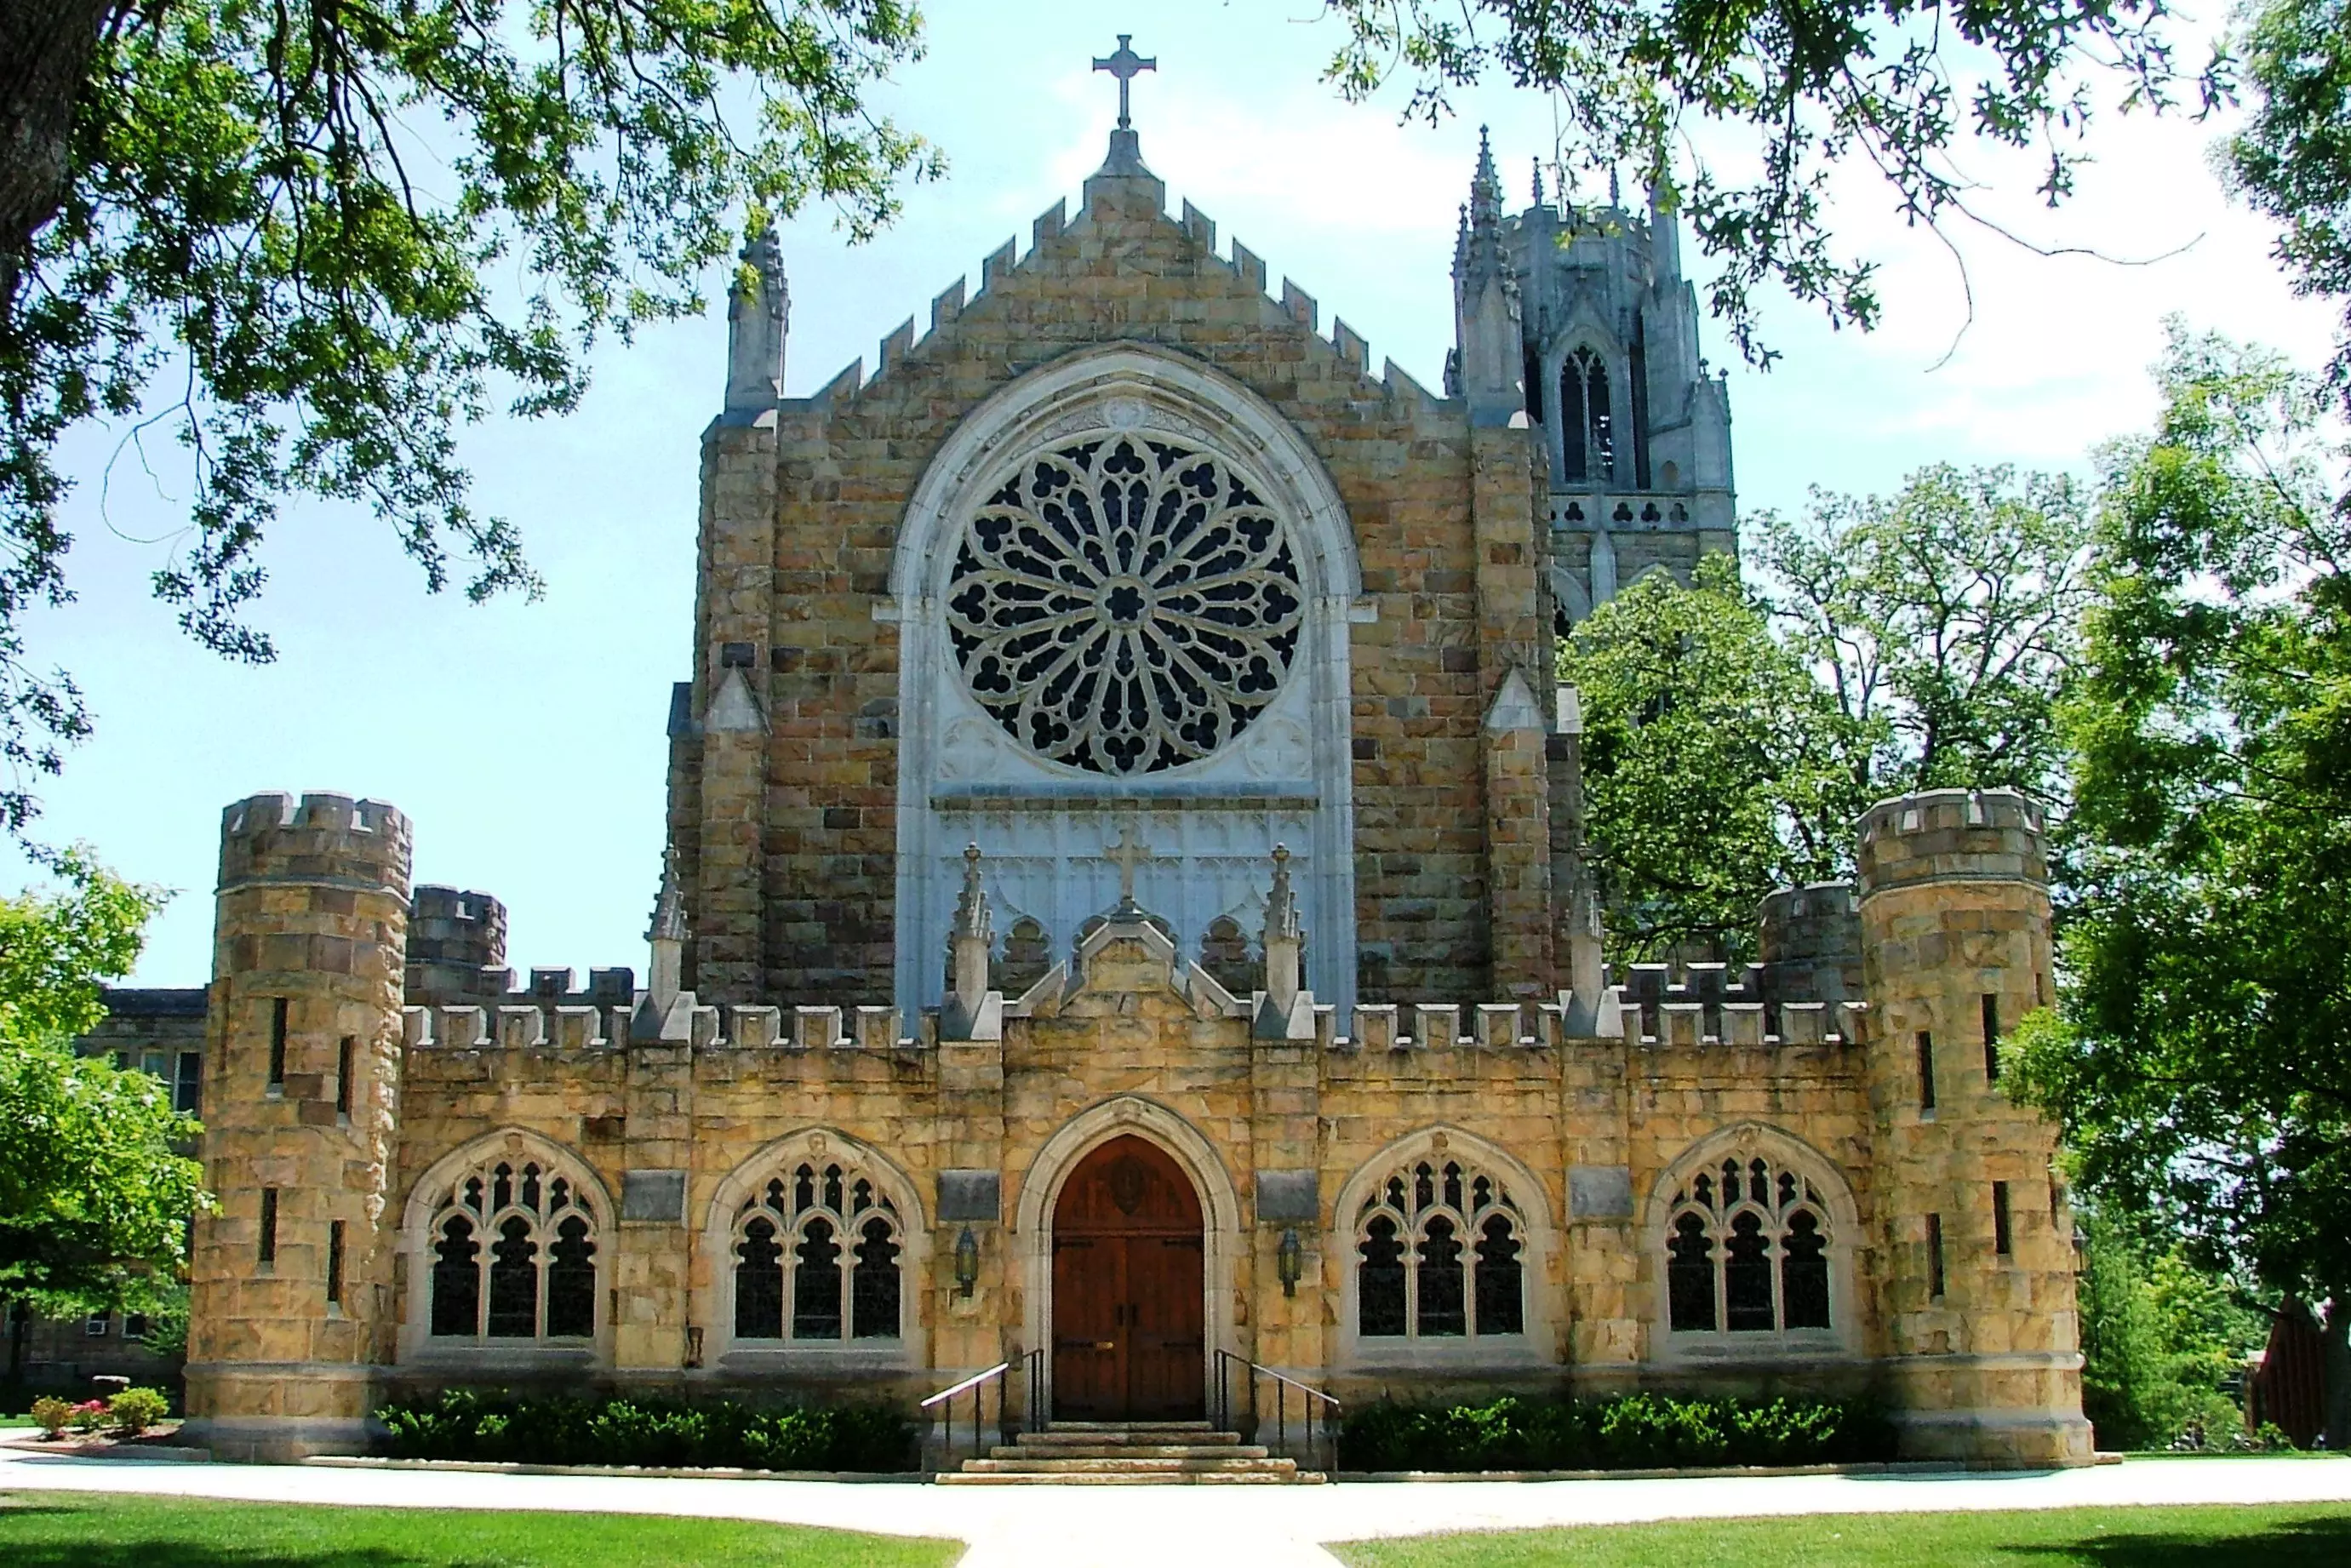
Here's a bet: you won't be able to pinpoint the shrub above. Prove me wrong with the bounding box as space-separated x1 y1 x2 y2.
68 1399 108 1434
106 1387 170 1435
375 1391 917 1473
30 1396 74 1439
1340 1392 1895 1473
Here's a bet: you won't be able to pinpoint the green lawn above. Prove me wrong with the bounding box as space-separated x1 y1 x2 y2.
1331 1503 2351 1567
0 1493 960 1567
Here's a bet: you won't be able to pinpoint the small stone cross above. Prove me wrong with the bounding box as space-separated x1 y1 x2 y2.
1093 34 1155 130
1104 821 1155 911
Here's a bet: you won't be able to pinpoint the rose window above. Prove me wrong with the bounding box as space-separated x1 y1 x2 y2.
946 434 1304 775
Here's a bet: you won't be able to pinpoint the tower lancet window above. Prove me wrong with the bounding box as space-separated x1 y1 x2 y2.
1560 346 1612 484
1663 1153 1834 1336
731 1159 904 1344
1355 1155 1524 1341
425 1151 598 1342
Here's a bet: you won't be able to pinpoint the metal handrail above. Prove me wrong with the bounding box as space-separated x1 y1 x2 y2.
918 1349 1047 1473
1211 1348 1341 1479
918 1361 1010 1411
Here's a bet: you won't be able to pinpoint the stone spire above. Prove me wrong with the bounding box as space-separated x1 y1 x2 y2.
1452 128 1523 429
1255 844 1312 1039
723 227 788 421
941 843 1004 1041
644 853 688 1010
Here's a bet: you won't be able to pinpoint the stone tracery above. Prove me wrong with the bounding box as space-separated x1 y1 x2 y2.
946 433 1303 775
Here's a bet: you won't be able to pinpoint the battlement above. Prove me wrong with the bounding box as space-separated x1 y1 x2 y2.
404 885 510 1006
782 182 1445 418
1758 880 1862 1004
1856 788 2048 897
218 790 411 892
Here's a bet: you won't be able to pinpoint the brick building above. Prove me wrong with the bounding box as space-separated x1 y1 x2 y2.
157 89 2090 1468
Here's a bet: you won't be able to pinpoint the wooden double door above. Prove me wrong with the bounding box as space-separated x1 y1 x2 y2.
1051 1136 1204 1421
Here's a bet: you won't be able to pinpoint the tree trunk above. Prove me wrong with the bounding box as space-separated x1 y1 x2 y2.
2325 1293 2351 1452
0 0 121 311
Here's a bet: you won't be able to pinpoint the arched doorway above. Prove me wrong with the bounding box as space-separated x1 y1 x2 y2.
1052 1135 1204 1420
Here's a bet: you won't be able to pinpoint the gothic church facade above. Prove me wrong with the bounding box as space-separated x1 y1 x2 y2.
179 100 2091 1468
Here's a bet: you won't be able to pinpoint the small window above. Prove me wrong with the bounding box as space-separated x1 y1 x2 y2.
267 998 289 1087
1917 1031 1937 1112
141 1050 168 1079
1982 994 2001 1084
327 1219 346 1305
1926 1213 1946 1298
335 1037 355 1117
174 1051 202 1115
1993 1182 2013 1257
84 1313 109 1337
124 1313 149 1341
259 1187 279 1265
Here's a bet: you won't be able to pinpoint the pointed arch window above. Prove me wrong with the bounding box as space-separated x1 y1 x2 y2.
1355 1157 1524 1341
1662 1153 1835 1336
1559 346 1613 484
425 1153 598 1342
731 1159 905 1343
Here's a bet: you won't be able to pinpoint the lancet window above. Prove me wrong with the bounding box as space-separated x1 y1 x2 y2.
1664 1153 1833 1336
1559 346 1613 484
732 1159 903 1343
426 1153 598 1341
1356 1156 1524 1341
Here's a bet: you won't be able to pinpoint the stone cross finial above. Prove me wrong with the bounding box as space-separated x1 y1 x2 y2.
1104 822 1155 912
1093 34 1155 129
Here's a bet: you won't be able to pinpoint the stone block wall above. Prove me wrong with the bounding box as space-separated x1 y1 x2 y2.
667 166 1565 1010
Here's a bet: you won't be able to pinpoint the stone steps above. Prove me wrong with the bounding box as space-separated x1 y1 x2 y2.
937 1420 1323 1485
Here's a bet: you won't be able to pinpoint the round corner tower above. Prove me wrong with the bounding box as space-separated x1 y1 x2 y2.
185 792 411 1462
1856 787 2091 1468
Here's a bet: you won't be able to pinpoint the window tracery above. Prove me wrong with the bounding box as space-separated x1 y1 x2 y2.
946 433 1304 775
1355 1156 1524 1341
731 1159 904 1344
1663 1153 1833 1336
426 1153 598 1341
1559 346 1612 484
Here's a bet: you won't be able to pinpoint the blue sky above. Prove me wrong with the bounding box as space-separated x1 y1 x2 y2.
9 1 2336 987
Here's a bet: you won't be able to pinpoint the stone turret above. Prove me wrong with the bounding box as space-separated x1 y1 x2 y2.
1856 788 2091 1466
403 885 505 1005
184 792 411 1462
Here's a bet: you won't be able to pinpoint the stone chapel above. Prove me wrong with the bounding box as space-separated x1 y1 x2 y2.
174 59 2092 1470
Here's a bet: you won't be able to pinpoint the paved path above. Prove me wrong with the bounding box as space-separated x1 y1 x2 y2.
5 1447 2350 1567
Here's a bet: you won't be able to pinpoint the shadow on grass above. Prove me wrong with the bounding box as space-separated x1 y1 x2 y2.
2011 1514 2351 1566
0 1501 517 1568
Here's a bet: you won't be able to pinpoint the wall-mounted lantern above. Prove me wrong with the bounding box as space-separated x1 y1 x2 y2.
1276 1227 1304 1297
955 1225 981 1298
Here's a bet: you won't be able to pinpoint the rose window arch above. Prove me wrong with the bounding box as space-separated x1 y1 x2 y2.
945 433 1304 775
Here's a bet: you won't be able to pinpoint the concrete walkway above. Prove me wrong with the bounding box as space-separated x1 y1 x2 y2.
4 1446 2350 1567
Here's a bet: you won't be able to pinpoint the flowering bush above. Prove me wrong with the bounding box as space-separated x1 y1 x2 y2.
106 1387 170 1435
29 1397 75 1439
68 1399 108 1434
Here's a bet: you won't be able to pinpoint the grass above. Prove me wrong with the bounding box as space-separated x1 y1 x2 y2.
0 1492 961 1567
1330 1503 2351 1567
